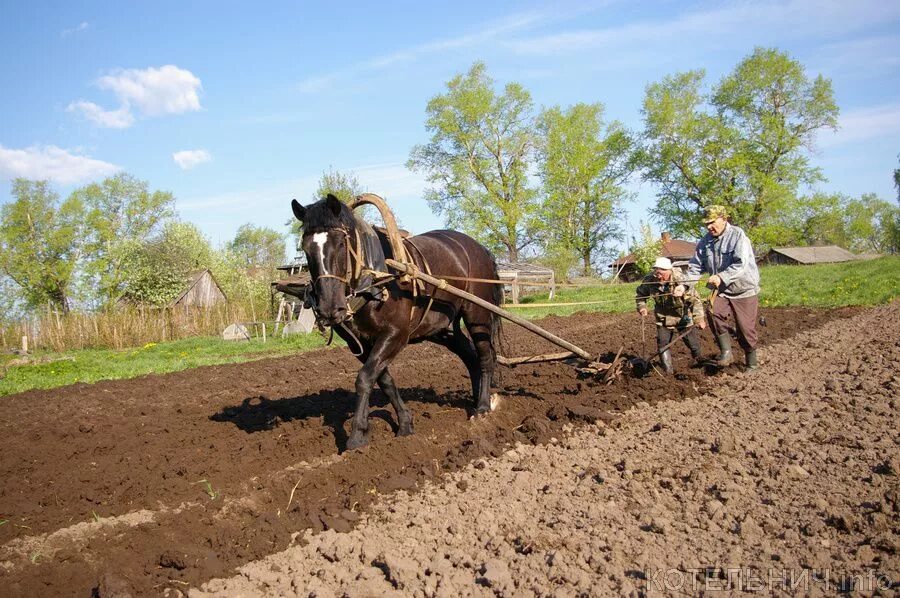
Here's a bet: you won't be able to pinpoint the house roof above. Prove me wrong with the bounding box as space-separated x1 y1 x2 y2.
168 269 227 307
770 246 858 264
610 238 697 267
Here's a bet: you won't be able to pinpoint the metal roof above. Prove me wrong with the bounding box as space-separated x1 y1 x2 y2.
770 246 858 264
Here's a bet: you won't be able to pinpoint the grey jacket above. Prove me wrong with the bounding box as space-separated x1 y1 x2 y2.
687 223 760 299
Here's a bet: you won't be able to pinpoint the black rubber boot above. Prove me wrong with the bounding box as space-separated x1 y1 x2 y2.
659 349 673 374
715 333 733 366
745 349 758 371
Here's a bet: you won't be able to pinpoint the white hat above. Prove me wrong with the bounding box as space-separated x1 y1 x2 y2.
652 257 673 270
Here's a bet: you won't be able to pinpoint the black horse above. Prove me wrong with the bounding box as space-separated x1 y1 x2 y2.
291 194 502 450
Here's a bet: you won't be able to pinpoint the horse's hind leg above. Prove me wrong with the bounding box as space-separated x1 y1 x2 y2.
459 308 496 415
378 368 413 436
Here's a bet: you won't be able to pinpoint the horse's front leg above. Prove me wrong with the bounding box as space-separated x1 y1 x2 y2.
346 332 405 451
378 368 413 437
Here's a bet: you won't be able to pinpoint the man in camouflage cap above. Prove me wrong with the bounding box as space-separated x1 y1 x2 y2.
686 205 760 370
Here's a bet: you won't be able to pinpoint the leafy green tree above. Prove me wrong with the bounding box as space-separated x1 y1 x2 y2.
408 62 539 261
120 221 215 306
628 222 664 277
762 192 899 253
73 173 175 307
227 224 286 272
894 156 899 201
638 70 742 238
640 48 839 241
537 102 635 277
845 194 899 254
0 179 85 312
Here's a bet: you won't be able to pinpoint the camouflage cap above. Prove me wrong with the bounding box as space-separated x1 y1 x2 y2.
703 204 728 224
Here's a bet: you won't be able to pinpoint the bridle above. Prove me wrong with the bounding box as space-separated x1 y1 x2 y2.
304 224 395 321
310 225 364 291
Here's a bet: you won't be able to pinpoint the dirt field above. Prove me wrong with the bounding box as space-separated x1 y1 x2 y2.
1 305 892 596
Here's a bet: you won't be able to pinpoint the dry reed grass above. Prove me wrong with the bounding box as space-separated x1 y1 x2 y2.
0 302 267 352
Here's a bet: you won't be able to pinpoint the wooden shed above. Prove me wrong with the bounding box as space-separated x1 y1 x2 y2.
168 269 227 310
609 232 697 282
761 246 859 266
496 261 555 303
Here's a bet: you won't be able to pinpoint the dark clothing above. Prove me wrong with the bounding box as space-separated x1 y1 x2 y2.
657 325 702 358
710 294 759 350
635 271 705 329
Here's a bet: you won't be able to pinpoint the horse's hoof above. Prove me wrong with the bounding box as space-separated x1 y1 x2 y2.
397 423 415 437
345 435 369 451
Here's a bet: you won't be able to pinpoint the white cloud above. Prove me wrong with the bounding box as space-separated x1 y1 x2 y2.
172 149 212 170
62 22 89 37
817 103 900 148
66 100 135 129
98 65 202 116
67 65 203 129
0 144 119 184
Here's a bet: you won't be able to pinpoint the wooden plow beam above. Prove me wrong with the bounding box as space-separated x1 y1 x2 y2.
385 258 625 382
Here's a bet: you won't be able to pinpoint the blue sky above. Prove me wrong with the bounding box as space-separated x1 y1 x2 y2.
2 0 898 256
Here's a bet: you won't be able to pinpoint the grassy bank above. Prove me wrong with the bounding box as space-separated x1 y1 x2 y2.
2 256 896 396
0 332 336 396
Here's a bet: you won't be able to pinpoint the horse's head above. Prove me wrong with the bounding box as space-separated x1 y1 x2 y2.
291 194 357 325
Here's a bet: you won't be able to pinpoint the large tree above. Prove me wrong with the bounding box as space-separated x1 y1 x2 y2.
408 62 539 261
761 192 899 253
640 48 839 243
119 221 215 306
227 224 286 273
73 173 176 307
537 102 635 277
0 179 85 312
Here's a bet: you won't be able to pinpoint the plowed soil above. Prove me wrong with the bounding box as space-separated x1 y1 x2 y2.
0 307 861 596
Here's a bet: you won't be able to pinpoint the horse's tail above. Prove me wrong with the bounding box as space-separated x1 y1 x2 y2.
489 256 504 375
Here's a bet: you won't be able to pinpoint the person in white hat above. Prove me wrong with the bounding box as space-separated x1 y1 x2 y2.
635 256 706 373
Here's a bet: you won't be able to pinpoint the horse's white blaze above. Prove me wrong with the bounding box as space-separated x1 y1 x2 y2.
312 232 329 275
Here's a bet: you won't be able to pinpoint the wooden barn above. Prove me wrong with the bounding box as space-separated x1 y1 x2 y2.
609 232 697 282
761 246 859 266
168 269 227 311
496 261 555 303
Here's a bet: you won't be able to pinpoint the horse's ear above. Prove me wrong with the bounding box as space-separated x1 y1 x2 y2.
291 199 305 222
325 193 342 217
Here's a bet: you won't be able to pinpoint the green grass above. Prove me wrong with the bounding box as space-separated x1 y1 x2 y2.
2 257 896 397
757 256 899 308
0 330 337 396
508 255 899 319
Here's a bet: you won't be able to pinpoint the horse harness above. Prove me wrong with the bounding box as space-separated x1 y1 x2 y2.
305 225 439 338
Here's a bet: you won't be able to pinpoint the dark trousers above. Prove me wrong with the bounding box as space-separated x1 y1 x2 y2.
710 295 759 351
657 325 701 357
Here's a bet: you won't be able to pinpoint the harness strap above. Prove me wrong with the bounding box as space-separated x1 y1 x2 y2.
403 237 437 338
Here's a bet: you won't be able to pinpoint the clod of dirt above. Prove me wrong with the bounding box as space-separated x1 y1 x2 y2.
95 571 134 598
478 559 513 589
518 415 552 444
158 551 187 571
